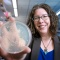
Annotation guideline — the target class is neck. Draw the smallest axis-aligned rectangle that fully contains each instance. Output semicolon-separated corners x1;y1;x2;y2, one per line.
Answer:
40;33;52;41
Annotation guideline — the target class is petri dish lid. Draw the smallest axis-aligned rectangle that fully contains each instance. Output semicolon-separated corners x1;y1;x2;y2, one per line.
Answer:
0;21;32;54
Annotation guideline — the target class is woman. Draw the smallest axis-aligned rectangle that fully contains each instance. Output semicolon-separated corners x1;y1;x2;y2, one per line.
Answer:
0;3;60;60
24;3;60;60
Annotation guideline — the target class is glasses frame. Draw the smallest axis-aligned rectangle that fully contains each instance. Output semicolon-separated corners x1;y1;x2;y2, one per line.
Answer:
33;14;49;21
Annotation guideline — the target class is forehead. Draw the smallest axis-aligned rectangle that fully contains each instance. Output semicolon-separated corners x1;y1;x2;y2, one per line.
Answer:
34;8;48;16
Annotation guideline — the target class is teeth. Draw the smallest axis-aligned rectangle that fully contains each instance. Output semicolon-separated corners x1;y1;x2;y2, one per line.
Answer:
38;25;45;28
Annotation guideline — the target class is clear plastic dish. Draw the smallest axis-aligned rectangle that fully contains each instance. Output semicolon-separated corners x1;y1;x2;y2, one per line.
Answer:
0;21;32;54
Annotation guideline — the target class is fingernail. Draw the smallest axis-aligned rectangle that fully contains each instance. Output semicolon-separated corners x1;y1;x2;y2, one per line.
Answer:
0;21;3;26
4;12;8;17
0;21;3;24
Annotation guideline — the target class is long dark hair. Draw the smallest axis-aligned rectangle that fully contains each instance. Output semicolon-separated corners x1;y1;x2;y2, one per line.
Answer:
27;3;58;37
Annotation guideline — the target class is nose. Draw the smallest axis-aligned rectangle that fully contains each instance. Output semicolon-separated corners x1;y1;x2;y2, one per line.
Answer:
38;18;44;23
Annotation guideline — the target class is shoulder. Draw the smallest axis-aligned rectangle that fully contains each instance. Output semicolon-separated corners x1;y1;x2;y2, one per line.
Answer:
58;36;60;41
54;36;60;47
54;35;60;42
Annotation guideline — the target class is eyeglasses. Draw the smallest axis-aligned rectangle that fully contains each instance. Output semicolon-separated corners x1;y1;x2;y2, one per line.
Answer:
33;14;49;21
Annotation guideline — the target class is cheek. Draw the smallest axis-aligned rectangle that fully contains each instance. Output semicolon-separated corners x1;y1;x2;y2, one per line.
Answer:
34;21;37;28
46;18;51;27
34;22;39;31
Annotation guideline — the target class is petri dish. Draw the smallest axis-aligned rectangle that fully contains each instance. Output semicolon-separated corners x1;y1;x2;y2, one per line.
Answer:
0;21;32;54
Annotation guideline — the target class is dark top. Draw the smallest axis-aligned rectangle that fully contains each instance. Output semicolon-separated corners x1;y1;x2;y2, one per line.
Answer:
25;35;60;60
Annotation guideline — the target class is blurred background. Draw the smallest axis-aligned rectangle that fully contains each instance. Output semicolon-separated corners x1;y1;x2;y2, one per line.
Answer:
0;0;60;36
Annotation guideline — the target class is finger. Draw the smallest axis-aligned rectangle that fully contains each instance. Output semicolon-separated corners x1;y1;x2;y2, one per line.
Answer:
8;16;15;22
9;21;18;32
0;37;2;47
0;21;8;36
4;12;18;32
0;21;3;27
1;24;8;36
20;46;31;54
4;12;15;22
4;12;17;32
0;48;11;60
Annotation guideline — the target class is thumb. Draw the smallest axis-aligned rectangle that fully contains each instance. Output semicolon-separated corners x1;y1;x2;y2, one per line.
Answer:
23;46;31;53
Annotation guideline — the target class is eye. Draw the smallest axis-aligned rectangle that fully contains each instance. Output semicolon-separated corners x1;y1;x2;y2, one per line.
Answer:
34;16;39;20
43;15;48;17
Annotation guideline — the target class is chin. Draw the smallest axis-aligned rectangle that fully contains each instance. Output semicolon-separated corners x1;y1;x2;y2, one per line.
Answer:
39;30;48;34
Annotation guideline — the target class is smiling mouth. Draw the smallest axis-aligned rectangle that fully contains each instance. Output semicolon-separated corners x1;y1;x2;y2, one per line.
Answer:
38;25;46;28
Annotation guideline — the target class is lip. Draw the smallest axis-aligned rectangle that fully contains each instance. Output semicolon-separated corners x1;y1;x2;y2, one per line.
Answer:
38;25;46;29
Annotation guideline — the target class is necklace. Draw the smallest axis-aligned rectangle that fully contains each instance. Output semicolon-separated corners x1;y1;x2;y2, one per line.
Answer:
41;38;51;54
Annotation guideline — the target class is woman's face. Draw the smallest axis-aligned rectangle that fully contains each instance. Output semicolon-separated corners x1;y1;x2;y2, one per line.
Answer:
33;8;50;34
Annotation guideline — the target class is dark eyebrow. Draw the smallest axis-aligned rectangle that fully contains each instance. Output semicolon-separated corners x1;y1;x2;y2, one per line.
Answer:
42;14;48;16
34;14;48;17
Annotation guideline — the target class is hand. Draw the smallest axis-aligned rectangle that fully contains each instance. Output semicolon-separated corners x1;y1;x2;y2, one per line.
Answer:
0;13;31;60
0;46;31;60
